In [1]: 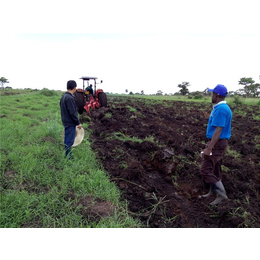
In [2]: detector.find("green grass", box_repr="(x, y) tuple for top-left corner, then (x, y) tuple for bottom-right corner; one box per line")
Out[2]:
(126, 105), (137, 113)
(111, 94), (211, 103)
(0, 90), (141, 228)
(226, 146), (241, 160)
(112, 131), (157, 144)
(233, 97), (260, 106)
(110, 93), (260, 106)
(253, 115), (260, 120)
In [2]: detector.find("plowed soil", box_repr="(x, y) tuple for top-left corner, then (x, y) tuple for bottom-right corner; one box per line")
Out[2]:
(83, 96), (260, 228)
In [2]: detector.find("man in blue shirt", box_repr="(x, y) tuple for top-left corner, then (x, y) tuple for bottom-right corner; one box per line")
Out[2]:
(200, 84), (232, 205)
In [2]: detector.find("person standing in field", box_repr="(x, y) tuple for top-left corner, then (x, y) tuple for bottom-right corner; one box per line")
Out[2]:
(200, 84), (232, 205)
(60, 80), (82, 158)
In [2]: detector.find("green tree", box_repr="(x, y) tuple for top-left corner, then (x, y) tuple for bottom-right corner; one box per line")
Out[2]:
(255, 83), (260, 97)
(0, 77), (9, 88)
(238, 77), (259, 97)
(178, 82), (190, 95)
(156, 90), (163, 95)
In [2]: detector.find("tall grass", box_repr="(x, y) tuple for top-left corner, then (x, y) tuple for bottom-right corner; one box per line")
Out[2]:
(0, 90), (141, 227)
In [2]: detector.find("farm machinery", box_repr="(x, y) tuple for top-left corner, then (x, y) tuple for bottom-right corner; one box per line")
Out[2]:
(74, 76), (107, 115)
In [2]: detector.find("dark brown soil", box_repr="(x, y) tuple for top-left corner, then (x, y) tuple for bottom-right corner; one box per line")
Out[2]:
(83, 96), (260, 228)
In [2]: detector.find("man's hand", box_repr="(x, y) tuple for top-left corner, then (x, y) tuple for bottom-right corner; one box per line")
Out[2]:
(77, 124), (82, 129)
(203, 147), (212, 156)
(203, 127), (223, 156)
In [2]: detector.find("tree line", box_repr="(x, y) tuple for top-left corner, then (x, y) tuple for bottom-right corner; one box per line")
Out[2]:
(126, 76), (260, 97)
(2, 76), (260, 97)
(170, 76), (260, 97)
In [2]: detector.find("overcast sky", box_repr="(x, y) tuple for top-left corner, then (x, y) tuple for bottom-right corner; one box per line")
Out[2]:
(1, 1), (259, 95)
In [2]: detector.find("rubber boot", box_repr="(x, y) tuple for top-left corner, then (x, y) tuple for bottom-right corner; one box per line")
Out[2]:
(199, 185), (214, 198)
(210, 180), (228, 205)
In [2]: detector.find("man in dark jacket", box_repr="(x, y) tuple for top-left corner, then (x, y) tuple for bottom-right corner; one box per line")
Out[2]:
(60, 80), (82, 158)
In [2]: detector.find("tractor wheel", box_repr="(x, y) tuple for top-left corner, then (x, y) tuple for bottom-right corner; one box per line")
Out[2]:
(74, 90), (86, 114)
(98, 92), (107, 107)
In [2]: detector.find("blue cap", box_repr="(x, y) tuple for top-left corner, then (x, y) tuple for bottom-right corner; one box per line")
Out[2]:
(208, 84), (228, 97)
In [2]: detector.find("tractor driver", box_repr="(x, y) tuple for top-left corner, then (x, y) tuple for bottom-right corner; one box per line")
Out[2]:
(85, 84), (94, 96)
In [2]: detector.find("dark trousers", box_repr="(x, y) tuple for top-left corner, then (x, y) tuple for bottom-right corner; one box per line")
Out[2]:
(64, 126), (76, 157)
(200, 139), (228, 184)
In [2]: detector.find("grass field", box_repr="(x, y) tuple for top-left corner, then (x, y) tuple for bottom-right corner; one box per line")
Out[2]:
(111, 93), (260, 106)
(0, 89), (141, 227)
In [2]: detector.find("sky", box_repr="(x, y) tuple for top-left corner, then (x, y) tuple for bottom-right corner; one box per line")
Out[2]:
(1, 1), (259, 95)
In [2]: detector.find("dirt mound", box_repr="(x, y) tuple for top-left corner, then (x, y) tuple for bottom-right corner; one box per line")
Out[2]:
(78, 196), (116, 221)
(64, 191), (116, 222)
(83, 96), (260, 227)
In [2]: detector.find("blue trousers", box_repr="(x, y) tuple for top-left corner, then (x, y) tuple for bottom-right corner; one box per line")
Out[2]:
(64, 126), (76, 157)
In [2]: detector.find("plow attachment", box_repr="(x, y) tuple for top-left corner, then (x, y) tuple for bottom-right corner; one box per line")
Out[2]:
(84, 96), (101, 116)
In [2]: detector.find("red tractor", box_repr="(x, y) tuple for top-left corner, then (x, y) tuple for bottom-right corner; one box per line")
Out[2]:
(74, 76), (107, 115)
